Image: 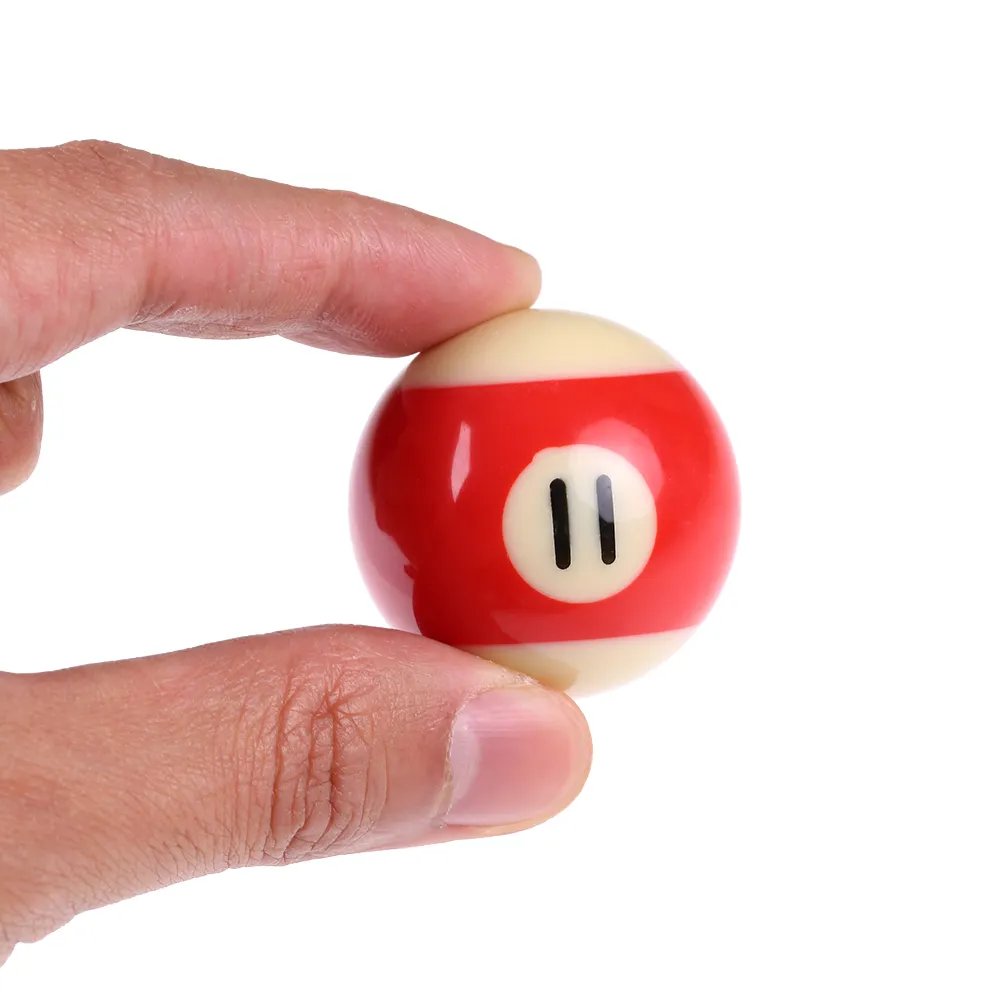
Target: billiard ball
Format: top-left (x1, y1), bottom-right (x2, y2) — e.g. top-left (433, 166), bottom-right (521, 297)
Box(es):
top-left (350, 309), bottom-right (739, 695)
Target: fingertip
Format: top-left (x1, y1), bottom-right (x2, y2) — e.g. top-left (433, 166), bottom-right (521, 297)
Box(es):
top-left (276, 195), bottom-right (543, 358)
top-left (500, 244), bottom-right (543, 309)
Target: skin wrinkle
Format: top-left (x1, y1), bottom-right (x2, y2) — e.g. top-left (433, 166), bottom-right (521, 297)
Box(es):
top-left (264, 667), bottom-right (315, 864)
top-left (140, 203), bottom-right (378, 345)
top-left (309, 217), bottom-right (392, 352)
top-left (329, 699), bottom-right (388, 852)
top-left (300, 703), bottom-right (339, 860)
top-left (138, 207), bottom-right (253, 333)
top-left (260, 661), bottom-right (392, 865)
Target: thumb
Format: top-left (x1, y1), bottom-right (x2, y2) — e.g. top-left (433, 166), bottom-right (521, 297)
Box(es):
top-left (0, 626), bottom-right (591, 953)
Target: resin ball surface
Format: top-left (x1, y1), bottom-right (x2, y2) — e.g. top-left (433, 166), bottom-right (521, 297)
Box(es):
top-left (350, 309), bottom-right (739, 695)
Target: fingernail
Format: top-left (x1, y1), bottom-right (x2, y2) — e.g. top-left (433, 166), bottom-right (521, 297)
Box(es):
top-left (445, 686), bottom-right (590, 828)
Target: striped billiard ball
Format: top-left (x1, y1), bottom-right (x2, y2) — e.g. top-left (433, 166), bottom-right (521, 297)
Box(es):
top-left (350, 309), bottom-right (739, 695)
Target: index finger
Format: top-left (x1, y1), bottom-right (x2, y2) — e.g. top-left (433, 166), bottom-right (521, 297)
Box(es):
top-left (0, 141), bottom-right (541, 382)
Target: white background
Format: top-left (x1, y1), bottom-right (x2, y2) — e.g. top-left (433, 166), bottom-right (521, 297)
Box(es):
top-left (1, 1), bottom-right (998, 997)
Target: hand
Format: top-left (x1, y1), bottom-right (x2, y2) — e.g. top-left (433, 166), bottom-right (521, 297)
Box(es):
top-left (0, 142), bottom-right (592, 964)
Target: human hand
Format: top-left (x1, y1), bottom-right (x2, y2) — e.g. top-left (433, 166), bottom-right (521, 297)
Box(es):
top-left (0, 142), bottom-right (592, 965)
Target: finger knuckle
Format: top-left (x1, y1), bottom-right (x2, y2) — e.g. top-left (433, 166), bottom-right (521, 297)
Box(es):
top-left (55, 139), bottom-right (158, 179)
top-left (240, 649), bottom-right (391, 865)
top-left (0, 141), bottom-right (161, 373)
top-left (52, 141), bottom-right (161, 238)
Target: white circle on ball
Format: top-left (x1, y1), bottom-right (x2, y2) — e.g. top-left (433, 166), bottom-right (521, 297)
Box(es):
top-left (502, 445), bottom-right (657, 604)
